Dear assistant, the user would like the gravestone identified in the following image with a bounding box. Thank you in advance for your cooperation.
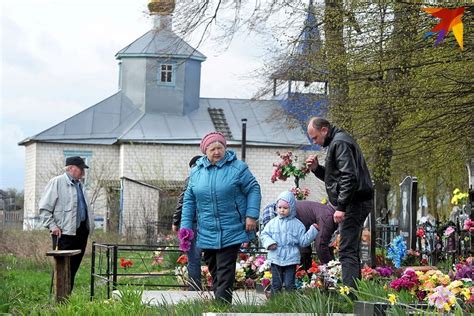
[399,176,418,250]
[360,225,371,267]
[467,158,474,220]
[360,190,376,267]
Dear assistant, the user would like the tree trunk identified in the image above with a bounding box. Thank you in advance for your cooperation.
[324,0,351,131]
[372,3,419,218]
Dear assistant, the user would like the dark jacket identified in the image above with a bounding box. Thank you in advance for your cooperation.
[172,177,189,227]
[313,126,373,212]
[295,200,336,230]
[261,200,335,230]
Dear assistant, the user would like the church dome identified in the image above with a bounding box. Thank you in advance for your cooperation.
[148,0,175,15]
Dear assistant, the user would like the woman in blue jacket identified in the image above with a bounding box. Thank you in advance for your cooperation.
[260,191,318,293]
[181,131,261,303]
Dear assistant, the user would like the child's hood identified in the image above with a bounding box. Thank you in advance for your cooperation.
[276,191,297,219]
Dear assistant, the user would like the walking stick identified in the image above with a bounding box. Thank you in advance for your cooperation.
[49,235,59,298]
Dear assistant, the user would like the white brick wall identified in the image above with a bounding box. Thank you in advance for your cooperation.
[119,143,327,211]
[23,143,37,229]
[23,143,120,227]
[24,141,327,231]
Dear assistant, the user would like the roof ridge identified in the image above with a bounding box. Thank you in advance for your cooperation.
[117,109,147,140]
[115,28,206,60]
[115,29,153,57]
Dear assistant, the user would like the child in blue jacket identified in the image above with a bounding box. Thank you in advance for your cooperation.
[260,191,318,293]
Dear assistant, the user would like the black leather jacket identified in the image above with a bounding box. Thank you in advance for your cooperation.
[313,126,373,211]
[172,178,189,226]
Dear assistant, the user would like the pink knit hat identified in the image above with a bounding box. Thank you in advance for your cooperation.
[200,132,227,154]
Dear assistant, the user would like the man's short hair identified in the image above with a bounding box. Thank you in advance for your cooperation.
[309,117,331,130]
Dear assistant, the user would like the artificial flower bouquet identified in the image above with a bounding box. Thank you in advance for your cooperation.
[178,227,194,252]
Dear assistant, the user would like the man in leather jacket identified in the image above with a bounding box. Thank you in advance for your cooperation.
[172,155,202,290]
[306,117,373,289]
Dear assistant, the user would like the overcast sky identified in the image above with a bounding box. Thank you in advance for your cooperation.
[1,0,279,190]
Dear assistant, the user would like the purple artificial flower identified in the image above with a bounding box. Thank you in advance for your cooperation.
[179,240,191,252]
[178,227,195,252]
[428,286,455,310]
[454,263,474,280]
[375,266,393,277]
[417,290,427,301]
[178,227,195,241]
[390,269,419,291]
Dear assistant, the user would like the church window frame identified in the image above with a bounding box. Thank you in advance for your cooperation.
[158,62,176,86]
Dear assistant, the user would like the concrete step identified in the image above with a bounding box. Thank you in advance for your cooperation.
[113,289,266,306]
[113,290,355,315]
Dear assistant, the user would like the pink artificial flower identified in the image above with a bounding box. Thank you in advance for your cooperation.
[255,256,265,267]
[444,226,455,237]
[390,269,419,291]
[464,219,474,231]
[245,278,255,288]
[261,278,271,288]
[152,255,164,266]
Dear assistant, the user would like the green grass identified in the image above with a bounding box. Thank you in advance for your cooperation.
[0,255,341,316]
[1,252,353,315]
[2,253,470,315]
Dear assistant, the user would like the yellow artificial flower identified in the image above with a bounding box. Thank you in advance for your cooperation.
[235,269,245,282]
[462,288,471,300]
[339,286,350,295]
[448,296,456,306]
[321,198,327,204]
[453,188,461,195]
[263,271,272,279]
[448,280,463,289]
[388,294,397,305]
[443,303,451,312]
[451,196,459,205]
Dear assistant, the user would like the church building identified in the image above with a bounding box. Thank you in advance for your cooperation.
[19,0,328,237]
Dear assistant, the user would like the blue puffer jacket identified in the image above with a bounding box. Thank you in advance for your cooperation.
[181,150,261,249]
[260,191,318,266]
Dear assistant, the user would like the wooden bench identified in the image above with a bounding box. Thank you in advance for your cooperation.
[46,249,81,302]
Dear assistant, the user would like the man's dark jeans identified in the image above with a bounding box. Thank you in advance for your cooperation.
[270,263,296,293]
[339,199,373,289]
[187,235,202,291]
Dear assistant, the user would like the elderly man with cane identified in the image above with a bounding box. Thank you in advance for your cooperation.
[40,156,94,291]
